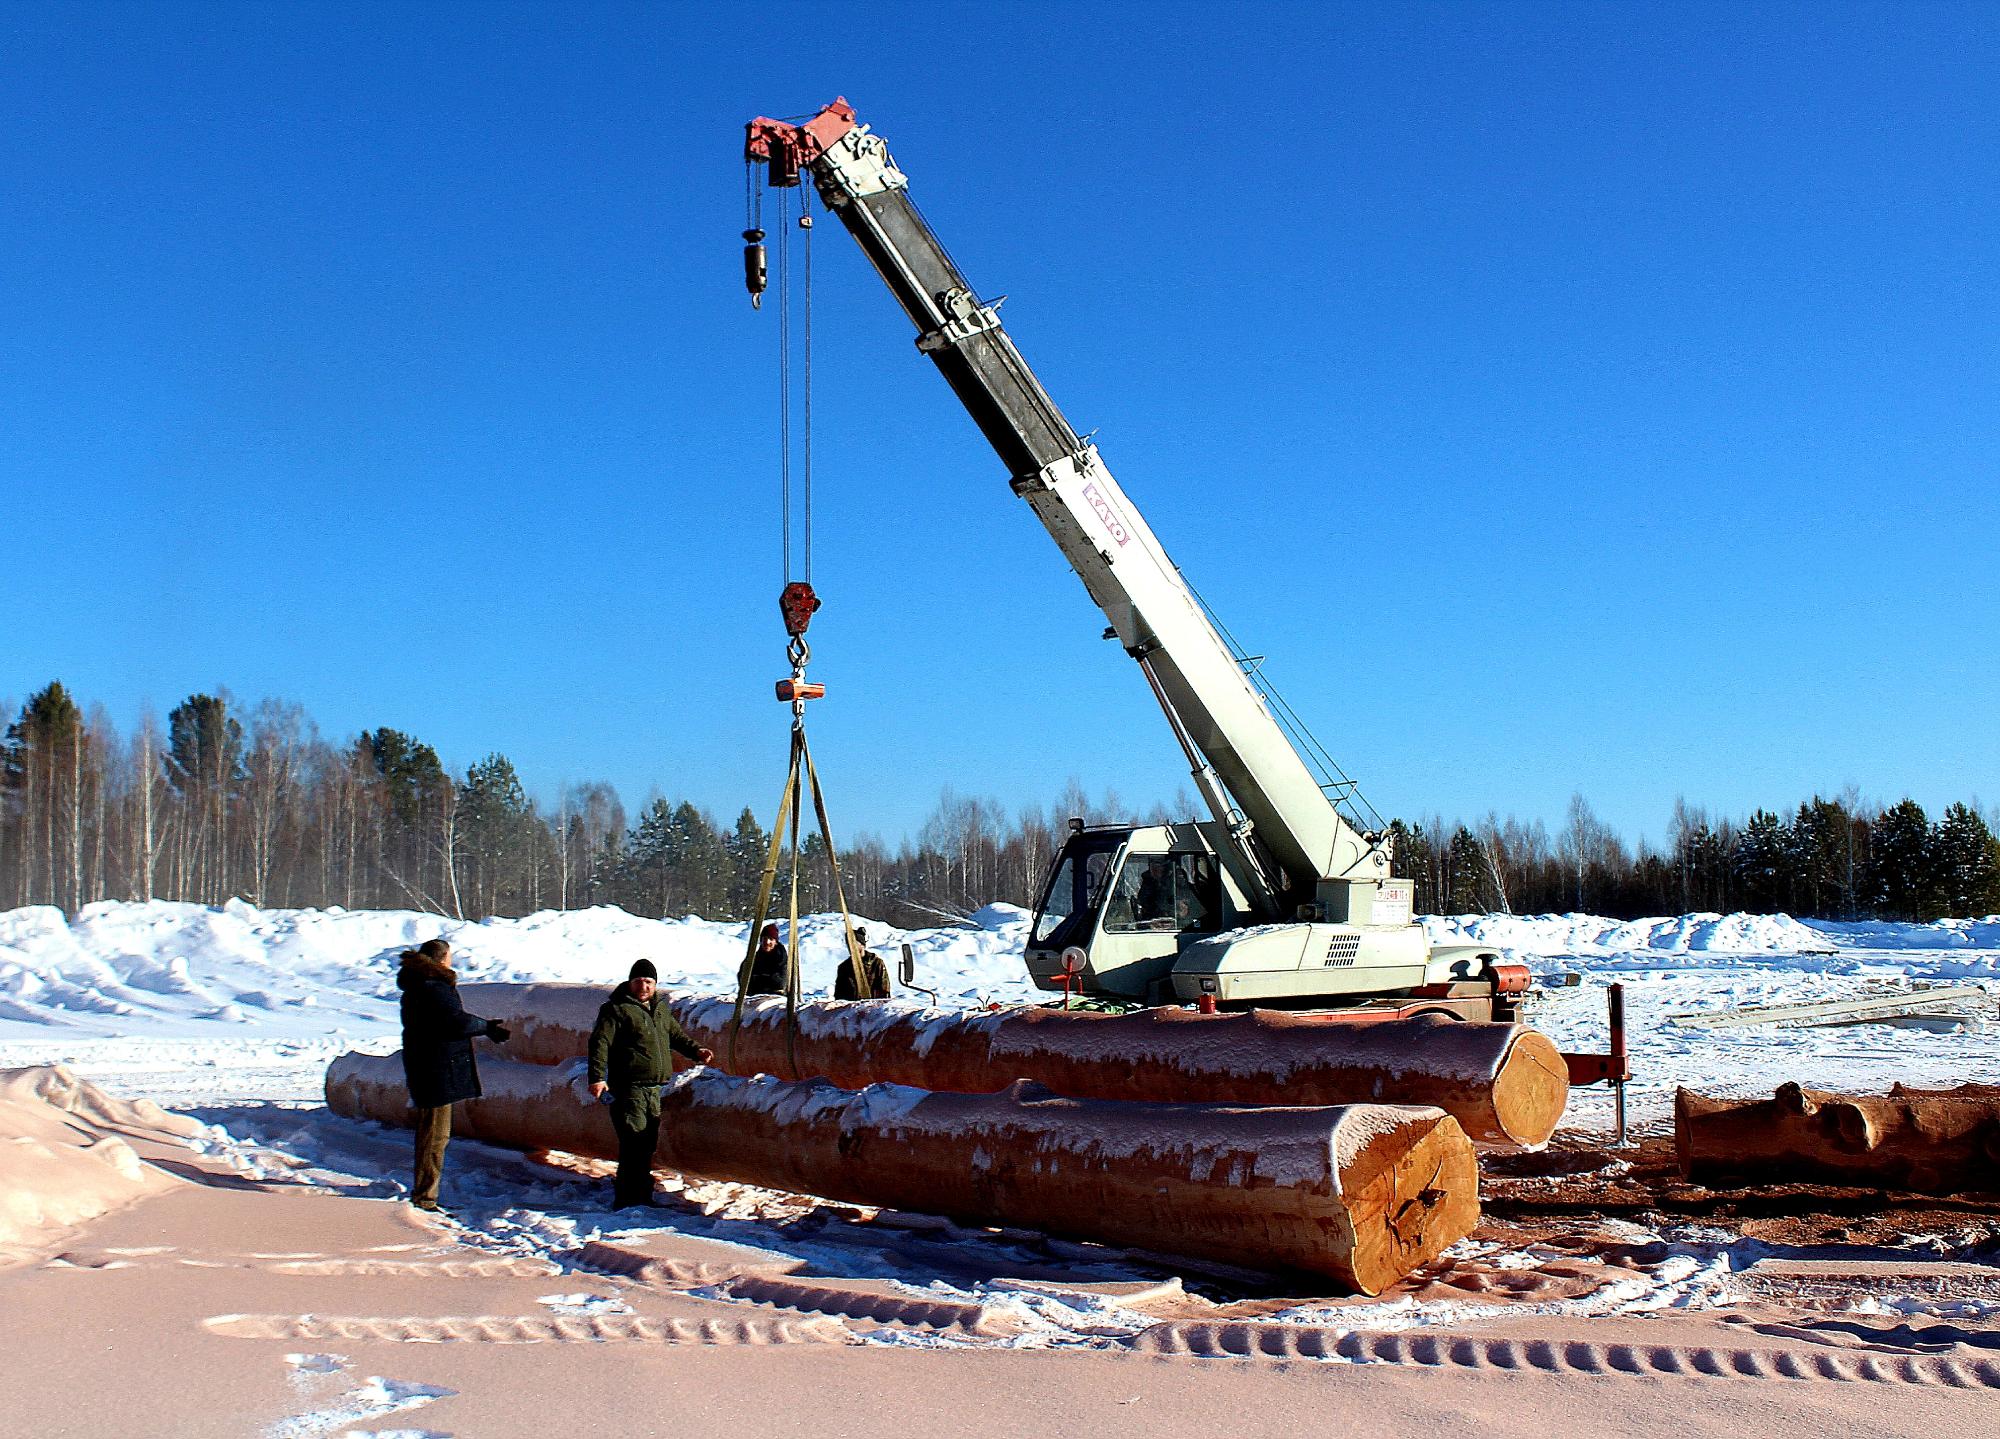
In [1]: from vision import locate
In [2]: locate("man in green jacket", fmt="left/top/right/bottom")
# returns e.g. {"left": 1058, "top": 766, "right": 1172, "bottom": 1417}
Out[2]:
{"left": 588, "top": 959, "right": 714, "bottom": 1209}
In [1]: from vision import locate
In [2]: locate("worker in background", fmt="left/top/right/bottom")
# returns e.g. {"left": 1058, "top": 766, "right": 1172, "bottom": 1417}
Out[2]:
{"left": 1133, "top": 857, "right": 1174, "bottom": 928}
{"left": 745, "top": 921, "right": 788, "bottom": 996}
{"left": 834, "top": 925, "right": 892, "bottom": 1001}
{"left": 1174, "top": 880, "right": 1212, "bottom": 932}
{"left": 588, "top": 959, "right": 714, "bottom": 1209}
{"left": 397, "top": 937, "right": 509, "bottom": 1213}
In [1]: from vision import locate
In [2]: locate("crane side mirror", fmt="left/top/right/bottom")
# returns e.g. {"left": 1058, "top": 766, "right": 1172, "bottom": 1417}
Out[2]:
{"left": 898, "top": 943, "right": 916, "bottom": 986}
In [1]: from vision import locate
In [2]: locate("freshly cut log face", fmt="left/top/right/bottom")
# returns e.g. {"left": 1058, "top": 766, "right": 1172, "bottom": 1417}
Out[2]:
{"left": 461, "top": 982, "right": 1567, "bottom": 1148}
{"left": 325, "top": 1050, "right": 1480, "bottom": 1294}
{"left": 1675, "top": 1082, "right": 2000, "bottom": 1195}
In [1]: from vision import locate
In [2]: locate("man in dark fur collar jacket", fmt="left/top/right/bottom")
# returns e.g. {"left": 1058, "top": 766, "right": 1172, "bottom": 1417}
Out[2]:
{"left": 398, "top": 937, "right": 509, "bottom": 1211}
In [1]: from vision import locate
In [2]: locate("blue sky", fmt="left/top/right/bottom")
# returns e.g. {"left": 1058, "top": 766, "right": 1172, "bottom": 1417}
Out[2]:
{"left": 3, "top": 2, "right": 1995, "bottom": 850}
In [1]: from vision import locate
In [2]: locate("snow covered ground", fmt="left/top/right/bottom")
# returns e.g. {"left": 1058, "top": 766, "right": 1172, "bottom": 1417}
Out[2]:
{"left": 3, "top": 898, "right": 1996, "bottom": 1344}
{"left": 1423, "top": 910, "right": 2000, "bottom": 1133}
{"left": 0, "top": 900, "right": 1036, "bottom": 1106}
{"left": 2, "top": 898, "right": 1994, "bottom": 1124}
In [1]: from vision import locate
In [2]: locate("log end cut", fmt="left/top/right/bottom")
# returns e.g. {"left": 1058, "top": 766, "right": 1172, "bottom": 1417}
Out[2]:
{"left": 1331, "top": 1108, "right": 1482, "bottom": 1296}
{"left": 1489, "top": 1027, "right": 1570, "bottom": 1149}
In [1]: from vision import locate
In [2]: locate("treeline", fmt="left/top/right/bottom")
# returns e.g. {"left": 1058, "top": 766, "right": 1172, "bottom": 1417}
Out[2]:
{"left": 0, "top": 680, "right": 1138, "bottom": 925}
{"left": 1388, "top": 794, "right": 2000, "bottom": 922}
{"left": 4, "top": 680, "right": 1997, "bottom": 925}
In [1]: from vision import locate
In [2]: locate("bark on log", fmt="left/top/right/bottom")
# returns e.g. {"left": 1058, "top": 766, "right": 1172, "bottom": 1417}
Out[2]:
{"left": 327, "top": 1050, "right": 1480, "bottom": 1294}
{"left": 1675, "top": 1082, "right": 2000, "bottom": 1195}
{"left": 462, "top": 982, "right": 1567, "bottom": 1148}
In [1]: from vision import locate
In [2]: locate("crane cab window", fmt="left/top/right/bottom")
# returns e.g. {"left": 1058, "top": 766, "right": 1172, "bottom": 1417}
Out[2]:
{"left": 1102, "top": 853, "right": 1222, "bottom": 935}
{"left": 1031, "top": 840, "right": 1118, "bottom": 946}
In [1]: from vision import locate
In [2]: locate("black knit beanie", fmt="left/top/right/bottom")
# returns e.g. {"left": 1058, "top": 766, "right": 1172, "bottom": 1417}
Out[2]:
{"left": 629, "top": 958, "right": 658, "bottom": 981}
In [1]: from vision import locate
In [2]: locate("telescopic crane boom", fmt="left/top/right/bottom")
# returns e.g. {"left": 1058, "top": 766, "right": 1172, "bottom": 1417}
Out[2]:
{"left": 745, "top": 99, "right": 1513, "bottom": 1014}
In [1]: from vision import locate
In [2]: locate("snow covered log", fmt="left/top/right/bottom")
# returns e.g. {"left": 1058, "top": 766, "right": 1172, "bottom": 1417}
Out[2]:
{"left": 325, "top": 1049, "right": 1479, "bottom": 1293}
{"left": 326, "top": 1050, "right": 617, "bottom": 1157}
{"left": 462, "top": 982, "right": 1566, "bottom": 1148}
{"left": 1675, "top": 1082, "right": 2000, "bottom": 1195}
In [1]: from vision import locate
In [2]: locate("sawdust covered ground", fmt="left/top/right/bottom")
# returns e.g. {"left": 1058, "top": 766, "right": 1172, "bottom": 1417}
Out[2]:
{"left": 1480, "top": 1132, "right": 2000, "bottom": 1252}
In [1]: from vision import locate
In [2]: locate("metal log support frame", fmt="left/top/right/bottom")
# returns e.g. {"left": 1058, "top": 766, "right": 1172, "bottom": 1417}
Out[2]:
{"left": 1560, "top": 982, "right": 1631, "bottom": 1145}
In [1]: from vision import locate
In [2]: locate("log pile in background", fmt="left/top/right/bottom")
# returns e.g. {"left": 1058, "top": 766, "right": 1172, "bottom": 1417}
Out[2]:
{"left": 463, "top": 983, "right": 1567, "bottom": 1148}
{"left": 326, "top": 1048, "right": 1479, "bottom": 1294}
{"left": 1675, "top": 1082, "right": 2000, "bottom": 1195}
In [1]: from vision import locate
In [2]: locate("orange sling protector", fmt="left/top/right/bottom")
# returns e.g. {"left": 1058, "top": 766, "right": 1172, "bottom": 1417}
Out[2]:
{"left": 728, "top": 583, "right": 879, "bottom": 1079}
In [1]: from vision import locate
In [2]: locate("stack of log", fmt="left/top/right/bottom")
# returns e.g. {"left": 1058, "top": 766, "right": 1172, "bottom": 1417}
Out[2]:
{"left": 328, "top": 1050, "right": 1476, "bottom": 1294}
{"left": 1675, "top": 1082, "right": 2000, "bottom": 1195}
{"left": 324, "top": 986, "right": 1570, "bottom": 1294}
{"left": 467, "top": 983, "right": 1571, "bottom": 1149}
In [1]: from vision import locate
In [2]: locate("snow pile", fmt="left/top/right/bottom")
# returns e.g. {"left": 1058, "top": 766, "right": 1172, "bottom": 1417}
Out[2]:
{"left": 0, "top": 898, "right": 1036, "bottom": 1042}
{"left": 1424, "top": 911, "right": 1838, "bottom": 958}
{"left": 1808, "top": 916, "right": 2000, "bottom": 950}
{"left": 0, "top": 1064, "right": 195, "bottom": 1263}
{"left": 8, "top": 897, "right": 1992, "bottom": 1049}
{"left": 1425, "top": 909, "right": 2000, "bottom": 986}
{"left": 1407, "top": 908, "right": 2000, "bottom": 1135}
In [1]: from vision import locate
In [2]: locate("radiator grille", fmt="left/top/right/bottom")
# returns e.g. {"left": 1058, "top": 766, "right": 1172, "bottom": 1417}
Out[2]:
{"left": 1322, "top": 933, "right": 1362, "bottom": 967}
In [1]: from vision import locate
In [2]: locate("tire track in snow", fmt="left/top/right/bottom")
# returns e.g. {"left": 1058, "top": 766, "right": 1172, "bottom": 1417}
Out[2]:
{"left": 1129, "top": 1322, "right": 2000, "bottom": 1386}
{"left": 210, "top": 1312, "right": 855, "bottom": 1346}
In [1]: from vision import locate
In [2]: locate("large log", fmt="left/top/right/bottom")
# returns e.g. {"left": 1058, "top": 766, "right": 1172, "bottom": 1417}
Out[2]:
{"left": 1675, "top": 1082, "right": 2000, "bottom": 1195}
{"left": 462, "top": 982, "right": 1567, "bottom": 1148}
{"left": 326, "top": 1049, "right": 1480, "bottom": 1294}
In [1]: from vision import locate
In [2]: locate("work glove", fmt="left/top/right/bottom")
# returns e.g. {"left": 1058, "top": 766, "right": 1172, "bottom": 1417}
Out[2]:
{"left": 485, "top": 1020, "right": 512, "bottom": 1043}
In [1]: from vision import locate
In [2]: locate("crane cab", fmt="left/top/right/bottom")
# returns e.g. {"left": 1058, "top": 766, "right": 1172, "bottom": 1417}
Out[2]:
{"left": 1024, "top": 822, "right": 1255, "bottom": 1001}
{"left": 1025, "top": 821, "right": 1521, "bottom": 1017}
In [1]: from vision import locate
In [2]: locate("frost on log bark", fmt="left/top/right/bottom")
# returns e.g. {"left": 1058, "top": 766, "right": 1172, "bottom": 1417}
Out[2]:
{"left": 326, "top": 1049, "right": 1480, "bottom": 1294}
{"left": 1675, "top": 1082, "right": 2000, "bottom": 1195}
{"left": 461, "top": 983, "right": 1567, "bottom": 1148}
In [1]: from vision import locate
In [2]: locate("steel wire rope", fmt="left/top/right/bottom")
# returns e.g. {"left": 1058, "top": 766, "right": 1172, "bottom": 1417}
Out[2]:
{"left": 1184, "top": 576, "right": 1389, "bottom": 834}
{"left": 1202, "top": 590, "right": 1354, "bottom": 798}
{"left": 802, "top": 184, "right": 813, "bottom": 582}
{"left": 777, "top": 186, "right": 792, "bottom": 584}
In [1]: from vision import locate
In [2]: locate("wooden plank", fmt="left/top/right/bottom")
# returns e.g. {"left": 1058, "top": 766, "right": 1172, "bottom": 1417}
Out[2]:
{"left": 1668, "top": 986, "right": 1988, "bottom": 1031}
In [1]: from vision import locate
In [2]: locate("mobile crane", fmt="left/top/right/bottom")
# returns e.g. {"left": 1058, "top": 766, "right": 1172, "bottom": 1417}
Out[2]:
{"left": 745, "top": 100, "right": 1524, "bottom": 1020}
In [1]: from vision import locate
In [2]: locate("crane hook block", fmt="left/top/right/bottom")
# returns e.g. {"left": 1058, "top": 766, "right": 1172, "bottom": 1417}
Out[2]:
{"left": 779, "top": 581, "right": 822, "bottom": 637}
{"left": 743, "top": 228, "right": 767, "bottom": 308}
{"left": 775, "top": 678, "right": 826, "bottom": 703}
